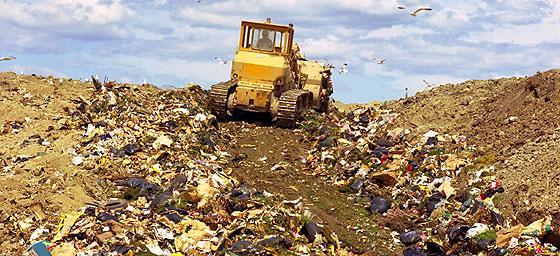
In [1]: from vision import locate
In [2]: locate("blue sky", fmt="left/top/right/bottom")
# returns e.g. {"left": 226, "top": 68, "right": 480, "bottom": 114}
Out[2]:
{"left": 0, "top": 0, "right": 559, "bottom": 103}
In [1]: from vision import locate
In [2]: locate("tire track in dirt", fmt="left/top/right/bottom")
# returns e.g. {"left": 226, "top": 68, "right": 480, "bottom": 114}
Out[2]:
{"left": 222, "top": 121, "right": 397, "bottom": 254}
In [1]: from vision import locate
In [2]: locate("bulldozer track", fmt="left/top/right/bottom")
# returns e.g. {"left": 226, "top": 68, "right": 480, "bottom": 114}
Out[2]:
{"left": 209, "top": 83, "right": 232, "bottom": 120}
{"left": 276, "top": 89, "right": 311, "bottom": 127}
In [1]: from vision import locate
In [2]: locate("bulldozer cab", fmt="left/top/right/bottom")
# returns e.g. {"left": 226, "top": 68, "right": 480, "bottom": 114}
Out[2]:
{"left": 238, "top": 19, "right": 294, "bottom": 56}
{"left": 210, "top": 18, "right": 333, "bottom": 126}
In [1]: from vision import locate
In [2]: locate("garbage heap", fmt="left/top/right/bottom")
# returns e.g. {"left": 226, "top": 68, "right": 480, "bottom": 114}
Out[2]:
{"left": 304, "top": 106, "right": 557, "bottom": 255}
{"left": 22, "top": 81, "right": 340, "bottom": 255}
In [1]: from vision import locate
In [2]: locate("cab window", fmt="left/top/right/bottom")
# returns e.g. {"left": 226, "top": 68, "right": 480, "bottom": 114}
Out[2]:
{"left": 251, "top": 28, "right": 275, "bottom": 52}
{"left": 275, "top": 32, "right": 284, "bottom": 51}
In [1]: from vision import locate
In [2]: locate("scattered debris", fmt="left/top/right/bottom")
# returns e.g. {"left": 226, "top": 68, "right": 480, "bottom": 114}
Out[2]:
{"left": 4, "top": 69, "right": 560, "bottom": 255}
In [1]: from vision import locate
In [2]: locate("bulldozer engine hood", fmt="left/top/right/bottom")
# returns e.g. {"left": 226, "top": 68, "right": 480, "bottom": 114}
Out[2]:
{"left": 298, "top": 59, "right": 328, "bottom": 107}
{"left": 231, "top": 51, "right": 287, "bottom": 85}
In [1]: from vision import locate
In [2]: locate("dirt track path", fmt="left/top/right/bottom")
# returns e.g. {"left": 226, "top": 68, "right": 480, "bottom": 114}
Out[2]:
{"left": 222, "top": 121, "right": 395, "bottom": 254}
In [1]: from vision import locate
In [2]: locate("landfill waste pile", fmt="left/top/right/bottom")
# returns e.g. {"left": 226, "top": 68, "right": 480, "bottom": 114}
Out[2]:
{"left": 1, "top": 73, "right": 343, "bottom": 255}
{"left": 301, "top": 102, "right": 559, "bottom": 255}
{"left": 2, "top": 68, "right": 560, "bottom": 256}
{"left": 0, "top": 73, "right": 101, "bottom": 253}
{"left": 387, "top": 69, "right": 560, "bottom": 247}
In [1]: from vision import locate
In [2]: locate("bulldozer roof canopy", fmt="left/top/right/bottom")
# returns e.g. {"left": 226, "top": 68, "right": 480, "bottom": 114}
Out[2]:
{"left": 240, "top": 20, "right": 294, "bottom": 33}
{"left": 239, "top": 20, "right": 294, "bottom": 55}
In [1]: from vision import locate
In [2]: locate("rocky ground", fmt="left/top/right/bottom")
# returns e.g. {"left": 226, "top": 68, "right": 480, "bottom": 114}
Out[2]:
{"left": 1, "top": 69, "right": 560, "bottom": 255}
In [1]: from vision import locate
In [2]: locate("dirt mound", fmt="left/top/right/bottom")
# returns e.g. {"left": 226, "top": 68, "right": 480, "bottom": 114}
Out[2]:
{"left": 526, "top": 70, "right": 560, "bottom": 101}
{"left": 469, "top": 70, "right": 560, "bottom": 156}
{"left": 389, "top": 69, "right": 560, "bottom": 233}
{"left": 390, "top": 69, "right": 560, "bottom": 156}
{"left": 0, "top": 73, "right": 102, "bottom": 250}
{"left": 496, "top": 129, "right": 560, "bottom": 226}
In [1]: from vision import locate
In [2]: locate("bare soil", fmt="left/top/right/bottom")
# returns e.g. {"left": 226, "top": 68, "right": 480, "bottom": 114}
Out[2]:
{"left": 221, "top": 120, "right": 398, "bottom": 254}
{"left": 0, "top": 73, "right": 106, "bottom": 251}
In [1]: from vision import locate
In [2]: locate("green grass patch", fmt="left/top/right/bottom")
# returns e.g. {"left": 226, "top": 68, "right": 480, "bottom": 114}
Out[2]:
{"left": 477, "top": 229, "right": 497, "bottom": 241}
{"left": 474, "top": 153, "right": 497, "bottom": 165}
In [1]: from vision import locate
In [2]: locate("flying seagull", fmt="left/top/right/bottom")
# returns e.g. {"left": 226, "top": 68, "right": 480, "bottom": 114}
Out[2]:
{"left": 338, "top": 63, "right": 348, "bottom": 75}
{"left": 320, "top": 57, "right": 333, "bottom": 67}
{"left": 422, "top": 79, "right": 436, "bottom": 89}
{"left": 322, "top": 62, "right": 335, "bottom": 70}
{"left": 372, "top": 57, "right": 386, "bottom": 64}
{"left": 0, "top": 56, "right": 16, "bottom": 61}
{"left": 214, "top": 57, "right": 229, "bottom": 65}
{"left": 397, "top": 6, "right": 432, "bottom": 16}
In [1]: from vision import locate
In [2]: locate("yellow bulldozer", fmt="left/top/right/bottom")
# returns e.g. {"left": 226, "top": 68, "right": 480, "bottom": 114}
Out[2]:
{"left": 209, "top": 18, "right": 333, "bottom": 126}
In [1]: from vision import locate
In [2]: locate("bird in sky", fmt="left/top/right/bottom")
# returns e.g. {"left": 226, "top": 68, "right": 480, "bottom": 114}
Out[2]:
{"left": 320, "top": 58, "right": 335, "bottom": 70}
{"left": 320, "top": 57, "right": 332, "bottom": 67}
{"left": 422, "top": 79, "right": 436, "bottom": 89}
{"left": 0, "top": 56, "right": 16, "bottom": 61}
{"left": 397, "top": 6, "right": 432, "bottom": 16}
{"left": 338, "top": 63, "right": 348, "bottom": 75}
{"left": 372, "top": 57, "right": 386, "bottom": 64}
{"left": 214, "top": 57, "right": 229, "bottom": 65}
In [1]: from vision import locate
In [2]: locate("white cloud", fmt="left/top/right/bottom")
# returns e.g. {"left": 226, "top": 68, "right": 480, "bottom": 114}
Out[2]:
{"left": 179, "top": 0, "right": 399, "bottom": 28}
{"left": 3, "top": 64, "right": 69, "bottom": 78}
{"left": 0, "top": 0, "right": 133, "bottom": 27}
{"left": 425, "top": 7, "right": 471, "bottom": 28}
{"left": 317, "top": 0, "right": 399, "bottom": 15}
{"left": 461, "top": 0, "right": 560, "bottom": 45}
{"left": 299, "top": 35, "right": 358, "bottom": 57}
{"left": 2, "top": 0, "right": 560, "bottom": 102}
{"left": 259, "top": 0, "right": 399, "bottom": 15}
{"left": 64, "top": 0, "right": 132, "bottom": 25}
{"left": 463, "top": 19, "right": 560, "bottom": 46}
{"left": 113, "top": 55, "right": 230, "bottom": 84}
{"left": 180, "top": 7, "right": 246, "bottom": 28}
{"left": 153, "top": 0, "right": 168, "bottom": 7}
{"left": 362, "top": 25, "right": 433, "bottom": 39}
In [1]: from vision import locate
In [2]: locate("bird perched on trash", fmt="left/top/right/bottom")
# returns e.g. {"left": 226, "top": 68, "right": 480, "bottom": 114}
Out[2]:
{"left": 214, "top": 57, "right": 229, "bottom": 65}
{"left": 206, "top": 114, "right": 219, "bottom": 129}
{"left": 338, "top": 63, "right": 348, "bottom": 75}
{"left": 0, "top": 56, "right": 16, "bottom": 61}
{"left": 91, "top": 75, "right": 105, "bottom": 91}
{"left": 397, "top": 6, "right": 432, "bottom": 16}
